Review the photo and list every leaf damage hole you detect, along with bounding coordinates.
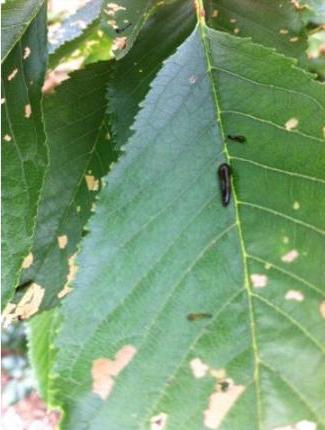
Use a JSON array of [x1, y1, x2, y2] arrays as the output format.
[[91, 345, 137, 400], [281, 249, 299, 263], [24, 104, 32, 118], [22, 252, 33, 269], [2, 283, 45, 326], [57, 235, 68, 249], [272, 420, 317, 430], [8, 68, 18, 81], [58, 253, 78, 299], [85, 175, 100, 191], [23, 47, 31, 60], [204, 379, 245, 429], [150, 412, 168, 430], [250, 273, 268, 288], [285, 118, 299, 131], [3, 134, 12, 142], [190, 358, 209, 378], [285, 290, 304, 302]]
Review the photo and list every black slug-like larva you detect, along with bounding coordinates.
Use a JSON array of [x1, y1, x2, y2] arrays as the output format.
[[227, 134, 246, 143], [115, 22, 132, 33], [187, 313, 212, 321], [218, 163, 232, 207]]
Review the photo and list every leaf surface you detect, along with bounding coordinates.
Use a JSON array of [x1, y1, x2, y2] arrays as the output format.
[[16, 62, 117, 312], [1, 0, 45, 62], [204, 0, 308, 64], [52, 14, 325, 430], [1, 4, 48, 307]]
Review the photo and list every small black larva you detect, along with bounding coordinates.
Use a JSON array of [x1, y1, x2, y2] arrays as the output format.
[[227, 134, 246, 143], [218, 163, 232, 207]]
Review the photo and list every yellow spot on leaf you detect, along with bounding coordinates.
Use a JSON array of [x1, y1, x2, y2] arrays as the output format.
[[8, 68, 18, 81], [1, 98, 5, 104], [250, 273, 268, 288], [212, 9, 218, 17], [22, 252, 33, 269], [285, 290, 304, 302], [57, 235, 68, 249], [285, 118, 299, 130], [289, 37, 299, 42], [150, 413, 168, 430], [293, 201, 300, 210], [91, 345, 137, 400], [279, 29, 289, 34], [190, 358, 209, 378], [233, 28, 240, 34], [281, 249, 299, 263], [3, 134, 12, 142], [230, 18, 236, 23]]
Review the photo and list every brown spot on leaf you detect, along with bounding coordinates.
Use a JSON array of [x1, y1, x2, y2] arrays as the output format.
[[285, 290, 304, 302], [22, 252, 33, 269], [85, 175, 99, 191], [204, 380, 245, 429], [57, 235, 68, 249], [285, 118, 299, 130], [112, 36, 127, 51], [3, 284, 45, 326], [281, 249, 299, 263], [150, 413, 168, 430], [8, 68, 18, 81], [250, 273, 268, 288], [190, 358, 209, 378], [91, 345, 137, 399]]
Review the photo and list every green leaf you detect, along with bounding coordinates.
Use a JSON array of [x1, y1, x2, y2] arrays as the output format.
[[204, 0, 308, 64], [48, 0, 112, 68], [108, 0, 195, 146], [1, 3, 48, 307], [1, 0, 45, 62], [52, 16, 325, 430], [27, 307, 59, 402], [15, 62, 117, 313]]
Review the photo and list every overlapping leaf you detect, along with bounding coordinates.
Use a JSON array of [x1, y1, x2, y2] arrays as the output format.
[[204, 0, 308, 64], [51, 12, 325, 430], [1, 4, 48, 306], [15, 62, 117, 312], [1, 0, 45, 61]]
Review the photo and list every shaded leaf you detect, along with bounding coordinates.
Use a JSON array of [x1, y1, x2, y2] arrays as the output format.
[[204, 0, 308, 65], [52, 15, 325, 430], [1, 3, 48, 307], [16, 62, 117, 312], [108, 0, 195, 146], [1, 0, 45, 62]]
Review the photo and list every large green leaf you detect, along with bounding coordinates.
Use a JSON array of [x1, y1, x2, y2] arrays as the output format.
[[1, 3, 48, 307], [52, 8, 325, 430], [14, 62, 117, 313], [1, 0, 45, 62], [204, 0, 308, 64]]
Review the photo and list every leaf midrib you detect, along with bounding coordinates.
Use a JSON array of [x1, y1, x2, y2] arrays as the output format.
[[196, 1, 263, 427]]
